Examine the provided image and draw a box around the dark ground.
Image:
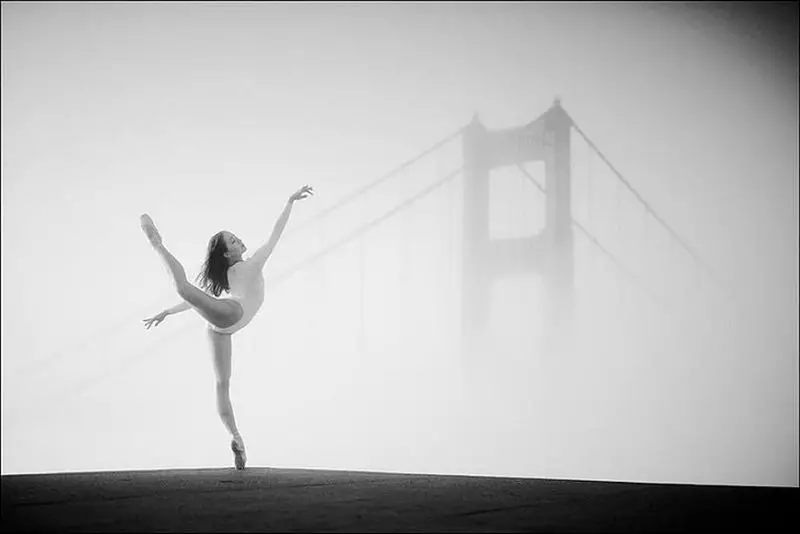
[1,467,796,532]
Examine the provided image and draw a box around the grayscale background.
[2,2,797,487]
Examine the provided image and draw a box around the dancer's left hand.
[290,185,314,202]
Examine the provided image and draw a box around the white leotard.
[210,258,265,335]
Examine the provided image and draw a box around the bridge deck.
[2,468,795,532]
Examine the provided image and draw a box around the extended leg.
[141,214,243,329]
[208,328,246,470]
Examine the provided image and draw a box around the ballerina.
[140,184,314,469]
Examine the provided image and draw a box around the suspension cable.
[516,165,669,310]
[286,126,465,237]
[272,167,463,286]
[569,117,734,303]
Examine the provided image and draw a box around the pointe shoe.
[231,437,247,471]
[140,214,163,247]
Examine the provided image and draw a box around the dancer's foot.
[231,436,247,471]
[140,214,163,247]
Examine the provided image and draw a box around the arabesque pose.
[140,185,314,469]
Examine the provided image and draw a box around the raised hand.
[142,310,169,329]
[289,185,314,203]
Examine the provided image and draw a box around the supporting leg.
[208,328,246,470]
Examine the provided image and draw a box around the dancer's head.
[196,231,247,296]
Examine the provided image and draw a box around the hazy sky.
[2,2,797,487]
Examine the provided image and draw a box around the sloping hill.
[2,468,795,532]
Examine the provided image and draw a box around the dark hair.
[196,231,231,297]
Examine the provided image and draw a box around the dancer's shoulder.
[230,258,255,273]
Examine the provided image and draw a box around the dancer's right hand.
[142,310,169,329]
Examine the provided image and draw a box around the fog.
[2,3,797,488]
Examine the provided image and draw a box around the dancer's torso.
[214,259,265,334]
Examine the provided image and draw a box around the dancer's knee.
[176,281,193,300]
[216,379,231,394]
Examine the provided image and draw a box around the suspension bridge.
[8,98,736,399]
[2,99,796,532]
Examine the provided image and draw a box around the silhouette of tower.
[461,99,574,356]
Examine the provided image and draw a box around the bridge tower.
[461,99,574,355]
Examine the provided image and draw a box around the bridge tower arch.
[461,99,574,355]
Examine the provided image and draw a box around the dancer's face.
[222,232,247,258]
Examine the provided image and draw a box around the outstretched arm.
[142,301,192,329]
[250,185,314,271]
[167,301,192,315]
